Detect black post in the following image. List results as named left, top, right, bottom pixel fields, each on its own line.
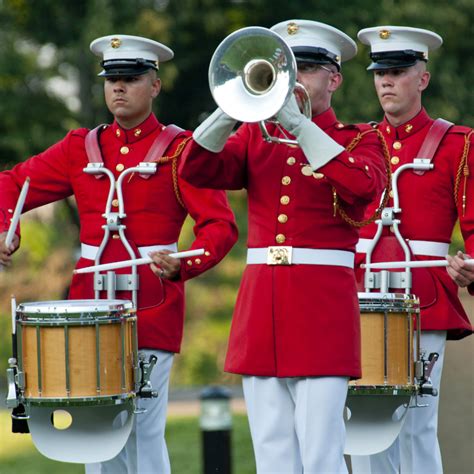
left=200, top=386, right=232, bottom=474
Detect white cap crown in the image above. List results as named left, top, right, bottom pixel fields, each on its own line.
left=90, top=34, right=174, bottom=76
left=271, top=19, right=357, bottom=69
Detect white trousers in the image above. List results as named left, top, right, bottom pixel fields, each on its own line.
left=351, top=331, right=447, bottom=474
left=85, top=349, right=174, bottom=474
left=242, top=375, right=349, bottom=474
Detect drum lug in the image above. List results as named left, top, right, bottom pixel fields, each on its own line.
left=416, top=352, right=439, bottom=397
left=6, top=366, right=19, bottom=408
left=136, top=353, right=158, bottom=399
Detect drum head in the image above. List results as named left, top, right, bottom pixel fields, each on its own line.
left=17, top=299, right=134, bottom=318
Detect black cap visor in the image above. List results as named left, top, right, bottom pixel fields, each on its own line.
left=98, top=58, right=158, bottom=77
left=292, top=46, right=340, bottom=70
left=367, top=50, right=426, bottom=71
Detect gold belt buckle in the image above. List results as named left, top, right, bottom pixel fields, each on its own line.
left=267, top=246, right=293, bottom=265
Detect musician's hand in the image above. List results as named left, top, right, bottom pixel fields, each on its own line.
left=0, top=231, right=20, bottom=267
left=446, top=251, right=474, bottom=287
left=276, top=94, right=305, bottom=132
left=149, top=250, right=181, bottom=280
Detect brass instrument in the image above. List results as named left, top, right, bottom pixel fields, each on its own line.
left=209, top=26, right=311, bottom=146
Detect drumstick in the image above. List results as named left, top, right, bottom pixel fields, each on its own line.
left=11, top=295, right=16, bottom=335
left=362, top=258, right=474, bottom=270
left=73, top=248, right=206, bottom=274
left=5, top=177, right=30, bottom=249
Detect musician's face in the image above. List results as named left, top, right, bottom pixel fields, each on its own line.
left=296, top=63, right=342, bottom=116
left=373, top=62, right=430, bottom=126
left=104, top=70, right=161, bottom=129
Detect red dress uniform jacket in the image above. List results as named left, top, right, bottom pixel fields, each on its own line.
left=180, top=108, right=387, bottom=378
left=356, top=109, right=474, bottom=340
left=0, top=113, right=238, bottom=353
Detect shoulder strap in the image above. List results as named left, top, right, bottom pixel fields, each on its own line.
left=85, top=124, right=107, bottom=179
left=140, top=124, right=185, bottom=178
left=413, top=118, right=453, bottom=175
left=84, top=124, right=185, bottom=179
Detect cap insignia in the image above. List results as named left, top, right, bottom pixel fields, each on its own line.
left=287, top=22, right=299, bottom=35
left=379, top=29, right=391, bottom=40
left=110, top=37, right=122, bottom=49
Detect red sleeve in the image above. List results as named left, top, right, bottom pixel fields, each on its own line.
left=455, top=130, right=474, bottom=294
left=176, top=165, right=238, bottom=282
left=179, top=124, right=251, bottom=190
left=0, top=130, right=82, bottom=233
left=321, top=127, right=388, bottom=205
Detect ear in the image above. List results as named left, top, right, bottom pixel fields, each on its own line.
left=419, top=70, right=430, bottom=92
left=151, top=78, right=161, bottom=98
left=329, top=71, right=343, bottom=93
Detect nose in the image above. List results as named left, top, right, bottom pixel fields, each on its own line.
left=113, top=80, right=126, bottom=92
left=381, top=73, right=394, bottom=87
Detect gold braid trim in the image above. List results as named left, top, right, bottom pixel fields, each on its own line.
left=454, top=130, right=473, bottom=217
left=332, top=128, right=392, bottom=227
left=127, top=136, right=192, bottom=210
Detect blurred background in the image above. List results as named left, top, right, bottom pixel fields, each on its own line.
left=0, top=0, right=472, bottom=472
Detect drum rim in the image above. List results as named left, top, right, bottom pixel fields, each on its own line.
left=17, top=299, right=134, bottom=315
left=358, top=292, right=418, bottom=301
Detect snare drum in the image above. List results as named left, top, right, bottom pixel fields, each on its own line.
left=349, top=292, right=420, bottom=395
left=16, top=299, right=137, bottom=406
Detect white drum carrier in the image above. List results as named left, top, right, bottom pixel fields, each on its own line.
left=345, top=159, right=439, bottom=456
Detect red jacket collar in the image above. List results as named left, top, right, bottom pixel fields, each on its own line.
left=380, top=108, right=432, bottom=140
left=313, top=107, right=340, bottom=131
left=111, top=113, right=162, bottom=144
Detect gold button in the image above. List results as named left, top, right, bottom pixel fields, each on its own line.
left=112, top=198, right=119, bottom=207
left=275, top=234, right=286, bottom=244
left=393, top=141, right=402, bottom=150
left=116, top=163, right=125, bottom=172
left=301, top=165, right=313, bottom=176
left=204, top=251, right=211, bottom=256
left=391, top=156, right=400, bottom=165
left=195, top=258, right=201, bottom=264
left=386, top=126, right=391, bottom=134
left=389, top=190, right=394, bottom=198
left=112, top=234, right=120, bottom=239
left=116, top=129, right=121, bottom=137
left=134, top=128, right=142, bottom=137
left=405, top=124, right=413, bottom=133
left=120, top=146, right=130, bottom=155
left=313, top=172, right=324, bottom=179
left=348, top=157, right=355, bottom=163
left=287, top=157, right=296, bottom=165
left=282, top=176, right=291, bottom=185
left=187, top=260, right=193, bottom=266
left=7, top=208, right=13, bottom=213
left=280, top=195, right=290, bottom=205
left=364, top=165, right=369, bottom=171
left=389, top=226, right=394, bottom=233
left=277, top=214, right=288, bottom=224
left=336, top=123, right=344, bottom=128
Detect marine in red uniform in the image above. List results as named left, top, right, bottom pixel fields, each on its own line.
left=351, top=26, right=474, bottom=474
left=0, top=35, right=237, bottom=473
left=180, top=20, right=387, bottom=474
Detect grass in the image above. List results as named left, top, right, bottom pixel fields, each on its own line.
left=0, top=411, right=256, bottom=474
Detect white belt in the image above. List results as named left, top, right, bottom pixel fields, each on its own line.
left=81, top=242, right=178, bottom=260
left=246, top=247, right=354, bottom=268
left=356, top=238, right=449, bottom=257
